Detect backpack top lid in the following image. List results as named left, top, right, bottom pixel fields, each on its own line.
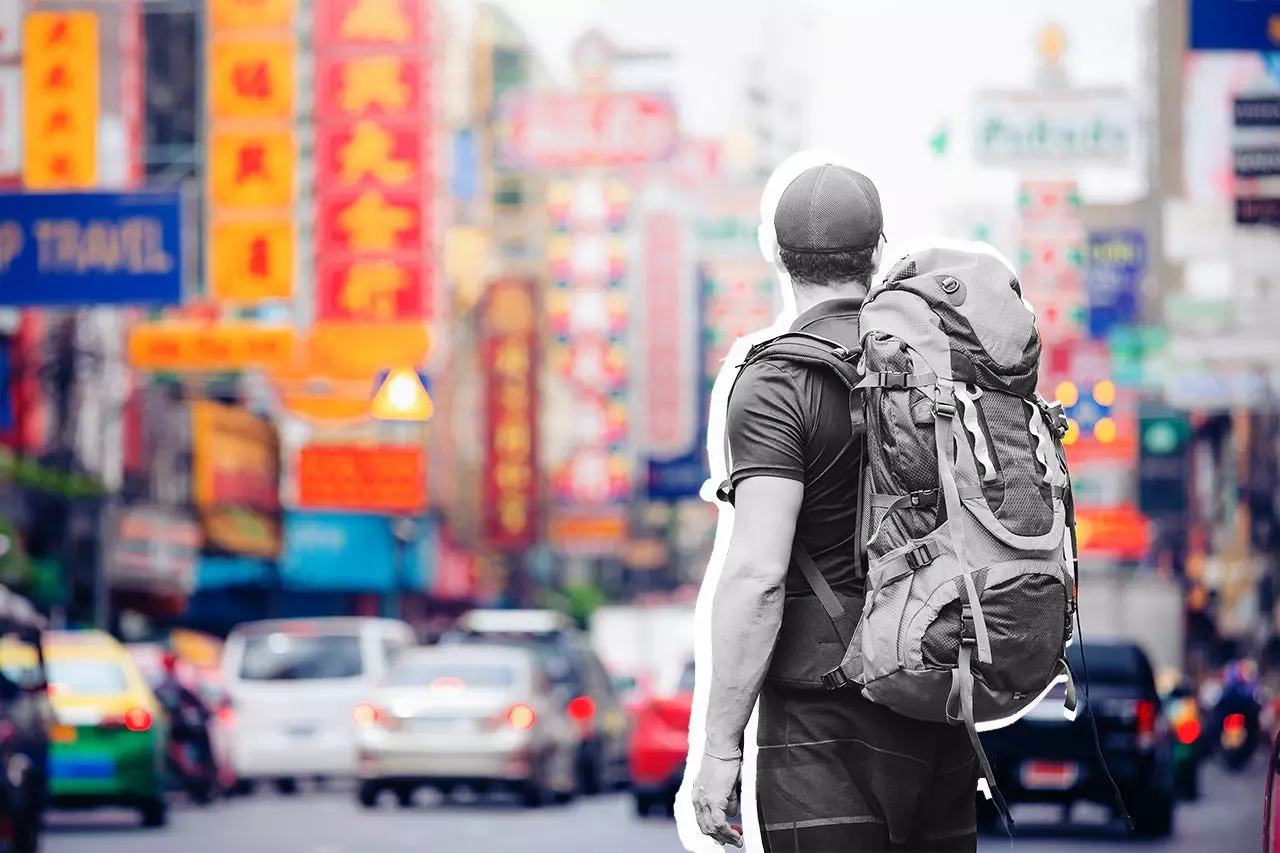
left=868, top=245, right=1041, bottom=393
left=879, top=244, right=1022, bottom=300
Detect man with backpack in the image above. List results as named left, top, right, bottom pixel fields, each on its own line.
left=691, top=154, right=1083, bottom=852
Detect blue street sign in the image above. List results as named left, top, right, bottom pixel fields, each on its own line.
left=0, top=190, right=186, bottom=306
left=1085, top=230, right=1145, bottom=341
left=1189, top=0, right=1280, bottom=51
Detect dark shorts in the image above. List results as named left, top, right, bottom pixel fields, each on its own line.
left=755, top=681, right=980, bottom=853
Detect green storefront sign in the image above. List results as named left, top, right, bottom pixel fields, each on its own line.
left=972, top=90, right=1133, bottom=168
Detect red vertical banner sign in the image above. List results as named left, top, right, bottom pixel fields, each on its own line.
left=313, top=0, right=435, bottom=324
left=641, top=209, right=696, bottom=458
left=480, top=279, right=539, bottom=550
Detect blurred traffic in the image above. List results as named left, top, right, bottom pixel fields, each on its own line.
left=0, top=0, right=1276, bottom=850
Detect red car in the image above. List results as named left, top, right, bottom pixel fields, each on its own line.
left=630, top=659, right=694, bottom=817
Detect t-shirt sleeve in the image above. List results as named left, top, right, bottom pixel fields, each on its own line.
left=726, top=362, right=808, bottom=486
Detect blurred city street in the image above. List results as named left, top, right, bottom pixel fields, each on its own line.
left=1, top=0, right=1280, bottom=850
left=45, top=762, right=1267, bottom=853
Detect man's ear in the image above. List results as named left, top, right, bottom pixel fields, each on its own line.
left=757, top=222, right=777, bottom=265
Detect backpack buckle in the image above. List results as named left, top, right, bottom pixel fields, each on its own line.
left=905, top=541, right=940, bottom=570
left=883, top=373, right=908, bottom=389
left=821, top=668, right=849, bottom=690
left=909, top=489, right=938, bottom=508
left=1046, top=401, right=1069, bottom=437
left=960, top=604, right=977, bottom=648
left=935, top=399, right=956, bottom=418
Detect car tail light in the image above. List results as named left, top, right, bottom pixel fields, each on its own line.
left=567, top=696, right=595, bottom=723
left=353, top=703, right=381, bottom=728
left=123, top=708, right=152, bottom=732
left=1135, top=699, right=1157, bottom=749
left=1225, top=713, right=1247, bottom=733
left=507, top=704, right=536, bottom=731
left=1175, top=718, right=1201, bottom=745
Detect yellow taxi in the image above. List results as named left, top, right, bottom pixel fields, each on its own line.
left=33, top=631, right=169, bottom=826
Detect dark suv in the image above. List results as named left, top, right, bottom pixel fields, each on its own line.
left=978, top=640, right=1176, bottom=838
left=440, top=616, right=630, bottom=795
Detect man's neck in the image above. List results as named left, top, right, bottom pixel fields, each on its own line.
left=792, top=282, right=868, bottom=316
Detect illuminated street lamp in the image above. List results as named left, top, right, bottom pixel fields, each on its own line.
left=371, top=368, right=433, bottom=422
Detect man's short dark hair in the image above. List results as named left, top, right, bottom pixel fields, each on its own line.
left=778, top=246, right=878, bottom=289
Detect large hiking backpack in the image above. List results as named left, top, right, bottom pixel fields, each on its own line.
left=718, top=247, right=1095, bottom=831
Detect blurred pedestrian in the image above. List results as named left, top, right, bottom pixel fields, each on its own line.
left=690, top=152, right=979, bottom=852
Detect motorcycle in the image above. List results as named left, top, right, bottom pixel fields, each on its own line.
left=1216, top=702, right=1261, bottom=772
left=166, top=703, right=219, bottom=805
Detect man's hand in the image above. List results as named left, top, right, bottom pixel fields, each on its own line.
left=692, top=752, right=743, bottom=847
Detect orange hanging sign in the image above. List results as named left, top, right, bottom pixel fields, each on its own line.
left=22, top=12, right=99, bottom=189
left=1073, top=504, right=1151, bottom=561
left=209, top=0, right=296, bottom=31
left=127, top=322, right=296, bottom=371
left=296, top=445, right=427, bottom=513
left=209, top=39, right=296, bottom=121
left=209, top=129, right=295, bottom=209
left=208, top=220, right=294, bottom=303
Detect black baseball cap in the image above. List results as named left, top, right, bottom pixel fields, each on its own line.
left=773, top=164, right=884, bottom=254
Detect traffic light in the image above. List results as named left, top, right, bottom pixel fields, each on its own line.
left=1137, top=399, right=1190, bottom=518
left=1055, top=379, right=1117, bottom=445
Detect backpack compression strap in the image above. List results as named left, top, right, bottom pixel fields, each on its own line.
left=715, top=332, right=863, bottom=646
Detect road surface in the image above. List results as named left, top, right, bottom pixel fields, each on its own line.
left=47, top=761, right=1265, bottom=853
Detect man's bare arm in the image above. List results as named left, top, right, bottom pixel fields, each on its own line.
left=704, top=476, right=804, bottom=758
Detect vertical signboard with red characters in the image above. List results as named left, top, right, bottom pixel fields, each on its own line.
left=206, top=0, right=299, bottom=306
left=313, top=0, right=434, bottom=324
left=480, top=279, right=540, bottom=551
left=546, top=176, right=632, bottom=506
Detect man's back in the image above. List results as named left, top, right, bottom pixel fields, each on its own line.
left=727, top=297, right=864, bottom=596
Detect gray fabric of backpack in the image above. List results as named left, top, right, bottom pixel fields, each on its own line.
left=717, top=247, right=1086, bottom=832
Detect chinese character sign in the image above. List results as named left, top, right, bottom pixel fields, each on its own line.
left=23, top=11, right=99, bottom=189
left=205, top=0, right=299, bottom=305
left=314, top=0, right=434, bottom=324
left=546, top=176, right=632, bottom=505
left=701, top=257, right=778, bottom=395
left=481, top=279, right=540, bottom=550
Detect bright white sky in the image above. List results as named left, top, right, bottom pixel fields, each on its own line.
left=476, top=0, right=1153, bottom=243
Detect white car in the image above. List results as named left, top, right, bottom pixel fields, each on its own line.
left=221, top=617, right=416, bottom=794
left=354, top=644, right=579, bottom=808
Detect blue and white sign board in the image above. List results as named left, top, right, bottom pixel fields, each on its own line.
left=1190, top=0, right=1280, bottom=51
left=0, top=190, right=186, bottom=306
left=1085, top=230, right=1145, bottom=341
left=281, top=511, right=437, bottom=593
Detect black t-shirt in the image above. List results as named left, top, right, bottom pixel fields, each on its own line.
left=726, top=296, right=865, bottom=598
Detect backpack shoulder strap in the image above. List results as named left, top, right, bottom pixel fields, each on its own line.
left=714, top=333, right=864, bottom=646
left=715, top=331, right=863, bottom=503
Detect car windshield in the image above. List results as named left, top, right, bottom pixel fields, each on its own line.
left=445, top=635, right=582, bottom=691
left=48, top=659, right=129, bottom=695
left=389, top=659, right=518, bottom=689
left=1067, top=643, right=1151, bottom=687
left=677, top=662, right=696, bottom=694
left=238, top=633, right=364, bottom=681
